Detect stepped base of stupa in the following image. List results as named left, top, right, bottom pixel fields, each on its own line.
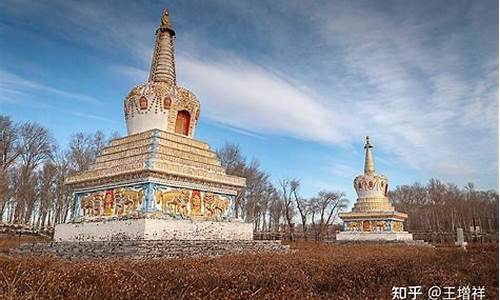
left=336, top=231, right=413, bottom=241
left=54, top=217, right=253, bottom=242
left=61, top=128, right=251, bottom=242
left=13, top=239, right=289, bottom=260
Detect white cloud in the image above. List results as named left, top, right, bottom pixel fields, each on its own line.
left=177, top=54, right=348, bottom=144
left=0, top=71, right=101, bottom=104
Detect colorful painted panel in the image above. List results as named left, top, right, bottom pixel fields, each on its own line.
left=371, top=221, right=390, bottom=232
left=154, top=189, right=190, bottom=217
left=344, top=220, right=400, bottom=233
left=154, top=187, right=231, bottom=219
left=80, top=187, right=144, bottom=218
left=392, top=221, right=403, bottom=232
left=362, top=220, right=371, bottom=232
left=346, top=221, right=362, bottom=232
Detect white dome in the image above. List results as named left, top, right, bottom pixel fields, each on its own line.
left=124, top=82, right=200, bottom=137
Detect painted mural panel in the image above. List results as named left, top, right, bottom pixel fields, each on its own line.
left=154, top=187, right=231, bottom=219
left=392, top=221, right=403, bottom=232
left=346, top=221, right=362, bottom=232
left=80, top=186, right=144, bottom=218
left=154, top=189, right=190, bottom=217
left=345, top=220, right=404, bottom=233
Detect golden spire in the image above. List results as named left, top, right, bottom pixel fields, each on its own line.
left=158, top=8, right=175, bottom=35
left=149, top=8, right=176, bottom=85
left=364, top=136, right=375, bottom=175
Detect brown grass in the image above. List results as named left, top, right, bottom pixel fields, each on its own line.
left=0, top=238, right=497, bottom=299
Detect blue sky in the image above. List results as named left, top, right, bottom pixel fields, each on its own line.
left=0, top=0, right=498, bottom=205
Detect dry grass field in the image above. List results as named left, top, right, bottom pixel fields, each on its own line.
left=0, top=236, right=497, bottom=299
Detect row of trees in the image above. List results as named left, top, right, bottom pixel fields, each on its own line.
left=216, top=143, right=349, bottom=240
left=390, top=180, right=498, bottom=233
left=0, top=115, right=118, bottom=228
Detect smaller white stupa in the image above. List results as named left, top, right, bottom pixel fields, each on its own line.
left=336, top=136, right=413, bottom=241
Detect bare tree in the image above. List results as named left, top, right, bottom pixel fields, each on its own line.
left=310, top=191, right=348, bottom=240
left=268, top=189, right=284, bottom=232
left=67, top=131, right=106, bottom=173
left=0, top=116, right=21, bottom=219
left=291, top=180, right=310, bottom=240
left=11, top=122, right=53, bottom=223
left=36, top=161, right=57, bottom=227
left=278, top=178, right=298, bottom=240
left=216, top=143, right=247, bottom=218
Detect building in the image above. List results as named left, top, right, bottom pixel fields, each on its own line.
left=54, top=9, right=253, bottom=242
left=336, top=136, right=413, bottom=241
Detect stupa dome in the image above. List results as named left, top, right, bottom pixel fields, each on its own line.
left=354, top=173, right=388, bottom=199
left=124, top=82, right=200, bottom=137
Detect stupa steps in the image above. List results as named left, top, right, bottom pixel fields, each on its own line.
left=14, top=240, right=290, bottom=259
left=353, top=206, right=395, bottom=212
left=353, top=199, right=394, bottom=211
left=97, top=143, right=221, bottom=167
left=103, top=138, right=216, bottom=159
left=92, top=153, right=225, bottom=174
left=110, top=130, right=210, bottom=151
left=67, top=160, right=245, bottom=187
left=90, top=155, right=227, bottom=176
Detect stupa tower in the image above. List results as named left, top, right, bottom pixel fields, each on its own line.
left=56, top=8, right=251, bottom=242
left=336, top=136, right=413, bottom=241
left=125, top=9, right=200, bottom=137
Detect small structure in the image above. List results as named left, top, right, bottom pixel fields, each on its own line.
left=336, top=137, right=413, bottom=241
left=15, top=9, right=287, bottom=258
left=455, top=228, right=468, bottom=249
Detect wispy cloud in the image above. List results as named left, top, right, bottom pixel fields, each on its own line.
left=0, top=70, right=101, bottom=104
left=111, top=65, right=149, bottom=83
left=177, top=54, right=348, bottom=144
left=64, top=110, right=117, bottom=123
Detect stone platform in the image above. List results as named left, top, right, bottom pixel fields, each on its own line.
left=54, top=218, right=253, bottom=242
left=336, top=231, right=413, bottom=241
left=332, top=240, right=431, bottom=247
left=13, top=240, right=289, bottom=260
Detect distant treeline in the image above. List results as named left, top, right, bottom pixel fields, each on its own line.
left=390, top=180, right=498, bottom=233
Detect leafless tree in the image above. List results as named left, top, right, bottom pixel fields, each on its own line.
left=67, top=131, right=106, bottom=173
left=291, top=180, right=310, bottom=240
left=278, top=178, right=299, bottom=240
left=216, top=143, right=247, bottom=218
left=310, top=191, right=348, bottom=240
left=0, top=116, right=21, bottom=219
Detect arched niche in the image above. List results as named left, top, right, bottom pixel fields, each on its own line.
left=175, top=110, right=190, bottom=136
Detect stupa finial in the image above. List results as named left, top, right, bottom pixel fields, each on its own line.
left=364, top=136, right=375, bottom=175
left=148, top=8, right=176, bottom=84
left=159, top=8, right=174, bottom=34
